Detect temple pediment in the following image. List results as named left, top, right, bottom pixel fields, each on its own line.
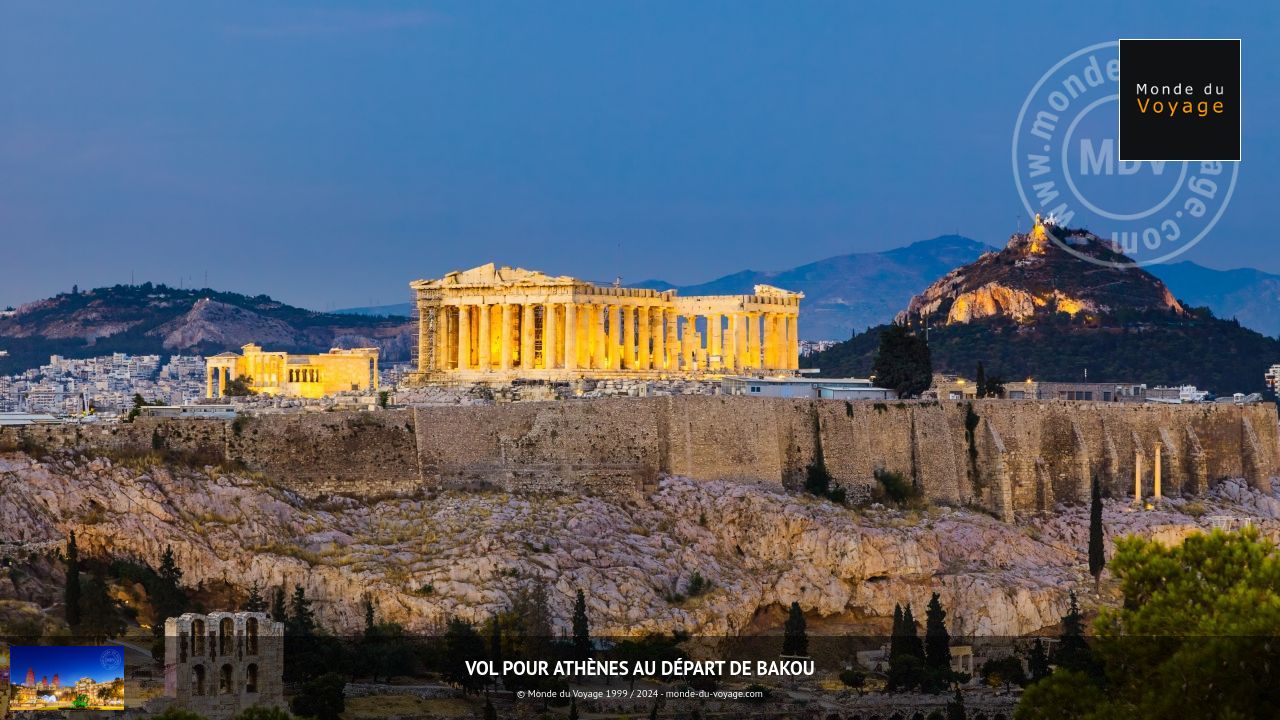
left=418, top=263, right=579, bottom=289
left=754, top=284, right=805, bottom=299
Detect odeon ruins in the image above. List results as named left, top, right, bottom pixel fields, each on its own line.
left=407, top=263, right=803, bottom=383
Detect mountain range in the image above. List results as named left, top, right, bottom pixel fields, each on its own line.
left=338, top=238, right=1280, bottom=341
left=0, top=284, right=413, bottom=375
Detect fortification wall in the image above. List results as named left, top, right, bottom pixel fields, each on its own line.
left=3, top=398, right=1276, bottom=519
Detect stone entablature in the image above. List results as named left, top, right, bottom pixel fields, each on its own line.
left=408, top=263, right=803, bottom=382
left=163, top=611, right=284, bottom=719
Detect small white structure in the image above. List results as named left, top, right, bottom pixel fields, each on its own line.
left=140, top=404, right=236, bottom=420
left=721, top=376, right=896, bottom=400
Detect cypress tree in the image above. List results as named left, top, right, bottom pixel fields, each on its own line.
left=289, top=585, right=316, bottom=636
left=889, top=603, right=904, bottom=659
left=902, top=603, right=924, bottom=660
left=271, top=586, right=287, bottom=621
left=1027, top=639, right=1051, bottom=683
left=65, top=531, right=81, bottom=629
left=572, top=589, right=592, bottom=661
left=363, top=595, right=376, bottom=635
left=1088, top=477, right=1105, bottom=591
left=923, top=593, right=952, bottom=692
left=243, top=581, right=267, bottom=613
left=975, top=362, right=987, bottom=398
left=489, top=615, right=504, bottom=688
left=782, top=601, right=808, bottom=657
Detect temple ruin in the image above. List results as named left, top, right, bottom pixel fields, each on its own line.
left=162, top=611, right=284, bottom=719
left=407, top=263, right=803, bottom=383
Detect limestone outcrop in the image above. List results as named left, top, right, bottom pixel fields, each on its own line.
left=3, top=452, right=1277, bottom=640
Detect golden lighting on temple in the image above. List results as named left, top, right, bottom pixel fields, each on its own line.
left=407, top=263, right=803, bottom=384
left=206, top=343, right=379, bottom=399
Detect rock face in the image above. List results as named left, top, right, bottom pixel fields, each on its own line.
left=3, top=451, right=1277, bottom=640
left=897, top=222, right=1183, bottom=326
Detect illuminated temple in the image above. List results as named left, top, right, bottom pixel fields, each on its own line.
left=205, top=343, right=379, bottom=399
left=407, top=263, right=803, bottom=383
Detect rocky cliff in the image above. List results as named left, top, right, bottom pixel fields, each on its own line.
left=3, top=451, right=1278, bottom=640
left=897, top=221, right=1183, bottom=326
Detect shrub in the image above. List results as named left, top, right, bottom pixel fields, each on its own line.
left=874, top=468, right=917, bottom=504
left=839, top=669, right=866, bottom=688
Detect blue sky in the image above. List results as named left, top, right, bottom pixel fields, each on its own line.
left=11, top=645, right=124, bottom=686
left=2, top=1, right=1277, bottom=310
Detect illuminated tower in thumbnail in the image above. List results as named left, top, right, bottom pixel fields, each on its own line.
left=25, top=667, right=33, bottom=686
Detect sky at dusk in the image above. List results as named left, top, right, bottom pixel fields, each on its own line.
left=2, top=1, right=1278, bottom=310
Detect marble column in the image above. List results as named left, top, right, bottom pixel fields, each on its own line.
left=622, top=306, right=636, bottom=369
left=762, top=313, right=777, bottom=369
left=666, top=310, right=680, bottom=370
left=521, top=304, right=536, bottom=369
left=786, top=313, right=799, bottom=369
left=206, top=367, right=214, bottom=398
left=499, top=304, right=514, bottom=370
left=746, top=312, right=760, bottom=369
left=564, top=303, right=578, bottom=370
left=436, top=308, right=451, bottom=371
left=457, top=304, right=472, bottom=370
left=417, top=301, right=431, bottom=372
left=732, top=312, right=742, bottom=368
left=543, top=304, right=558, bottom=369
left=477, top=304, right=492, bottom=370
left=607, top=304, right=622, bottom=370
left=592, top=304, right=608, bottom=369
left=637, top=306, right=650, bottom=370
left=652, top=308, right=665, bottom=370
left=708, top=314, right=722, bottom=370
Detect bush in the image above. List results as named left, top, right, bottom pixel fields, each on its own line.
left=290, top=673, right=345, bottom=720
left=684, top=572, right=711, bottom=598
left=233, top=708, right=293, bottom=720
left=839, top=669, right=866, bottom=688
left=874, top=468, right=919, bottom=505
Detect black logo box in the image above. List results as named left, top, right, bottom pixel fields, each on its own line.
left=1119, top=39, right=1240, bottom=161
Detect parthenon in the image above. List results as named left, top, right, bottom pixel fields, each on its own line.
left=407, top=263, right=802, bottom=383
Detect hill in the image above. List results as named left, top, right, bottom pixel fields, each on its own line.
left=805, top=222, right=1280, bottom=394
left=0, top=283, right=414, bottom=375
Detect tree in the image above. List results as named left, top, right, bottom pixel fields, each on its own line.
left=1018, top=529, right=1280, bottom=720
left=483, top=697, right=497, bottom=720
left=444, top=618, right=487, bottom=695
left=781, top=602, right=808, bottom=657
left=224, top=375, right=256, bottom=396
left=65, top=531, right=81, bottom=629
left=488, top=614, right=505, bottom=688
left=871, top=324, right=933, bottom=398
left=946, top=687, right=965, bottom=720
left=151, top=545, right=189, bottom=632
left=80, top=568, right=125, bottom=640
left=363, top=595, right=376, bottom=635
left=271, top=586, right=287, bottom=621
left=571, top=589, right=592, bottom=661
left=290, top=672, right=345, bottom=720
left=568, top=697, right=579, bottom=720
left=1052, top=592, right=1094, bottom=676
left=1088, top=478, right=1105, bottom=591
left=888, top=602, right=926, bottom=692
left=288, top=585, right=316, bottom=637
left=975, top=361, right=987, bottom=398
left=923, top=593, right=952, bottom=692
left=1026, top=639, right=1051, bottom=683
left=243, top=582, right=267, bottom=613
left=980, top=655, right=1027, bottom=690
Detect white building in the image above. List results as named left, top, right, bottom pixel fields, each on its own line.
left=721, top=376, right=896, bottom=400
left=1267, top=364, right=1280, bottom=392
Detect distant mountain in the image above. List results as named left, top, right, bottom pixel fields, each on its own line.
left=0, top=284, right=414, bottom=375
left=634, top=235, right=996, bottom=340
left=1148, top=262, right=1280, bottom=338
left=806, top=222, right=1280, bottom=394
left=335, top=302, right=415, bottom=318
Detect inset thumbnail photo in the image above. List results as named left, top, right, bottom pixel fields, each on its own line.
left=9, top=645, right=125, bottom=711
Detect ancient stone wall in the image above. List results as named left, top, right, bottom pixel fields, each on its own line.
left=3, top=398, right=1276, bottom=519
